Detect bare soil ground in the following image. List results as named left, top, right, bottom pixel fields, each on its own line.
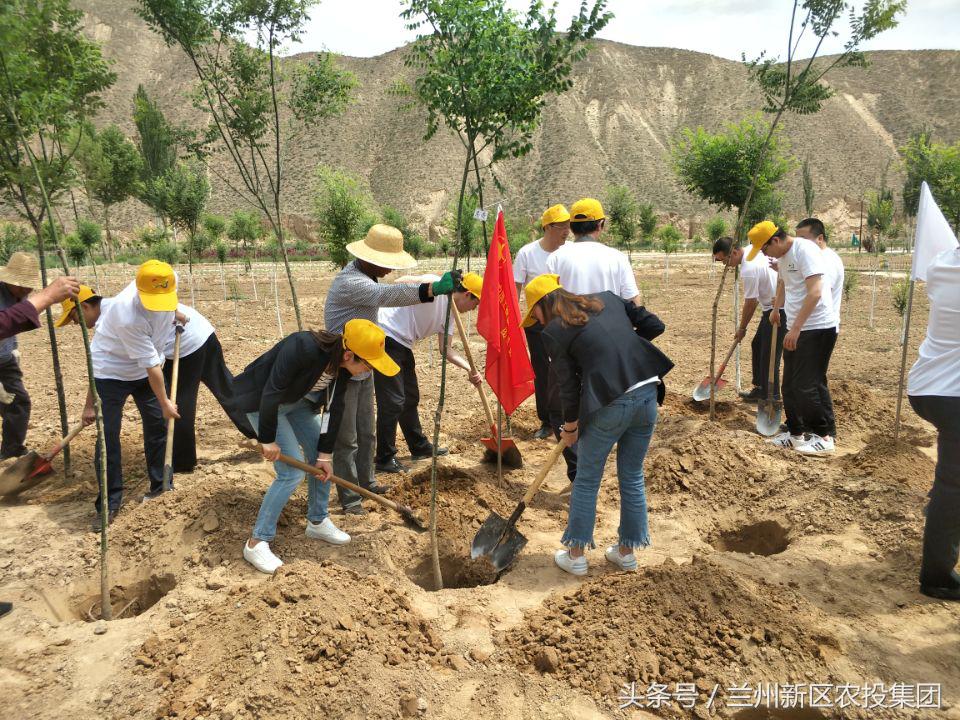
left=1, top=255, right=957, bottom=720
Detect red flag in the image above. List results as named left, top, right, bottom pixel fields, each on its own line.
left=476, top=209, right=534, bottom=415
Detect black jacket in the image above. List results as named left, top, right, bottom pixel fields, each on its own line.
left=232, top=332, right=349, bottom=452
left=541, top=292, right=674, bottom=425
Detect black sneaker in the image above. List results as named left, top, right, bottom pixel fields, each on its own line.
left=366, top=482, right=391, bottom=495
left=920, top=584, right=960, bottom=601
left=738, top=387, right=764, bottom=402
left=341, top=503, right=367, bottom=516
left=375, top=458, right=409, bottom=474
left=533, top=426, right=552, bottom=440
left=141, top=485, right=173, bottom=502
left=0, top=601, right=11, bottom=618
left=410, top=446, right=449, bottom=460
left=90, top=509, right=118, bottom=532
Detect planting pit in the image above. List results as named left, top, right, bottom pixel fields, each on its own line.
left=709, top=520, right=791, bottom=556
left=75, top=573, right=176, bottom=621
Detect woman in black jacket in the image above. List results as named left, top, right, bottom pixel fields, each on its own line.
left=522, top=274, right=673, bottom=576
left=233, top=319, right=399, bottom=574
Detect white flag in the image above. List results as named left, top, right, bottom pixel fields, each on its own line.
left=911, top=181, right=958, bottom=281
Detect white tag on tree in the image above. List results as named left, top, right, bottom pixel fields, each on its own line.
left=473, top=208, right=488, bottom=222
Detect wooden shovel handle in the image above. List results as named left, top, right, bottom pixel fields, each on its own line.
left=766, top=316, right=779, bottom=395
left=451, top=303, right=495, bottom=428
left=42, top=422, right=85, bottom=459
left=522, top=441, right=566, bottom=505
left=163, top=326, right=184, bottom=468
left=715, top=337, right=740, bottom=377
left=239, top=439, right=407, bottom=514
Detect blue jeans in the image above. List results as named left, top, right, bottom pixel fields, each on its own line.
left=562, top=382, right=658, bottom=550
left=247, top=398, right=331, bottom=542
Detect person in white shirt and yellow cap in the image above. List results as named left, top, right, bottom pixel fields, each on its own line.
left=374, top=272, right=484, bottom=474
left=514, top=204, right=571, bottom=440
left=232, top=319, right=401, bottom=574
left=81, top=260, right=182, bottom=529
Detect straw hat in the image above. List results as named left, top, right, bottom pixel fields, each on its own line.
left=0, top=252, right=40, bottom=289
left=346, top=224, right=417, bottom=271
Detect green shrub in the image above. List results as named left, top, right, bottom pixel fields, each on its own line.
left=843, top=272, right=858, bottom=301
left=151, top=241, right=180, bottom=265
left=705, top=216, right=727, bottom=244
left=892, top=279, right=909, bottom=316
left=137, top=225, right=169, bottom=248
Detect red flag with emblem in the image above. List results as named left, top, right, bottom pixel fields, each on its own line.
left=475, top=209, right=534, bottom=415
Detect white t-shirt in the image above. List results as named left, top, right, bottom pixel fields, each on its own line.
left=778, top=238, right=835, bottom=331
left=378, top=289, right=453, bottom=350
left=909, top=248, right=960, bottom=397
left=164, top=303, right=215, bottom=359
left=91, top=281, right=174, bottom=381
left=513, top=239, right=567, bottom=288
left=546, top=239, right=639, bottom=299
left=820, top=246, right=845, bottom=330
left=740, top=251, right=778, bottom=311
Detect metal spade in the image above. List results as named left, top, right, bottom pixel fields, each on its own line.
left=756, top=322, right=782, bottom=436
left=471, top=441, right=566, bottom=572
left=692, top=339, right=740, bottom=402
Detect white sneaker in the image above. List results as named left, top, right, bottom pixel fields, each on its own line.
left=769, top=432, right=806, bottom=449
left=604, top=545, right=638, bottom=571
left=305, top=517, right=351, bottom=545
left=243, top=541, right=283, bottom=574
left=554, top=548, right=588, bottom=576
left=795, top=434, right=835, bottom=454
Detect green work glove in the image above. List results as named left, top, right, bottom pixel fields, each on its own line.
left=431, top=270, right=462, bottom=296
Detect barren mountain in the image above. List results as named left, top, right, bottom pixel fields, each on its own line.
left=72, top=0, right=960, bottom=232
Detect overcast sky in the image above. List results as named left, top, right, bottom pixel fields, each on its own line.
left=276, top=0, right=959, bottom=60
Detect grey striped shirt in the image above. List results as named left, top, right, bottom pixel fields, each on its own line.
left=323, top=261, right=426, bottom=333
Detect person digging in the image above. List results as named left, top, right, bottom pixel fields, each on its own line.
left=711, top=236, right=784, bottom=403
left=374, top=272, right=484, bottom=473
left=81, top=261, right=182, bottom=530
left=323, top=224, right=461, bottom=514
left=233, top=319, right=400, bottom=574
left=0, top=265, right=80, bottom=623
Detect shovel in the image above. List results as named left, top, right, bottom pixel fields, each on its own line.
left=471, top=441, right=566, bottom=571
left=692, top=339, right=740, bottom=402
left=239, top=439, right=427, bottom=530
left=756, top=321, right=782, bottom=436
left=450, top=303, right=522, bottom=469
left=0, top=422, right=85, bottom=497
left=161, top=324, right=185, bottom=492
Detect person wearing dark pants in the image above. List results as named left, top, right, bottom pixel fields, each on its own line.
left=546, top=361, right=577, bottom=483
left=711, top=236, right=779, bottom=401
left=162, top=304, right=255, bottom=473
left=752, top=221, right=837, bottom=454
left=82, top=262, right=182, bottom=529
left=93, top=377, right=166, bottom=513
left=908, top=245, right=960, bottom=601
left=375, top=274, right=482, bottom=473
left=754, top=308, right=787, bottom=398
left=523, top=326, right=552, bottom=436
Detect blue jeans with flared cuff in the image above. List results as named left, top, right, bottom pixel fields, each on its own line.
left=247, top=398, right=331, bottom=543
left=561, top=382, right=658, bottom=551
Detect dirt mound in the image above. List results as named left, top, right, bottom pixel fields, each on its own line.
left=830, top=380, right=933, bottom=446
left=841, top=433, right=935, bottom=491
left=645, top=415, right=782, bottom=500
left=502, top=557, right=839, bottom=716
left=129, top=563, right=439, bottom=719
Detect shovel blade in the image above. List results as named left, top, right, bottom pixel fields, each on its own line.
left=756, top=400, right=782, bottom=437
left=471, top=511, right=509, bottom=560
left=487, top=526, right=528, bottom=572
left=692, top=377, right=728, bottom=402
left=0, top=452, right=43, bottom=496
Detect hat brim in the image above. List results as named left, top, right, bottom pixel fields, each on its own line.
left=346, top=240, right=418, bottom=271
left=54, top=303, right=75, bottom=328
left=364, top=350, right=400, bottom=377
left=139, top=291, right=178, bottom=312
left=745, top=244, right=763, bottom=261
left=521, top=303, right=539, bottom=328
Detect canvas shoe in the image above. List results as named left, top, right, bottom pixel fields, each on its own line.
left=604, top=545, right=638, bottom=571
left=554, top=549, right=588, bottom=576
left=243, top=541, right=283, bottom=574
left=767, top=432, right=806, bottom=449
left=305, top=517, right=351, bottom=545
left=795, top=434, right=835, bottom=454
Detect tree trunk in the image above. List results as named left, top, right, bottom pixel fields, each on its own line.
left=103, top=204, right=114, bottom=262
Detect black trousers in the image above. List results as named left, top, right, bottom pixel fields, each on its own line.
left=547, top=361, right=578, bottom=483
left=163, top=333, right=255, bottom=472
left=781, top=327, right=837, bottom=438
left=94, top=377, right=166, bottom=512
left=909, top=395, right=960, bottom=589
left=751, top=309, right=786, bottom=396
left=0, top=356, right=29, bottom=458
left=525, top=326, right=551, bottom=427
left=374, top=338, right=432, bottom=463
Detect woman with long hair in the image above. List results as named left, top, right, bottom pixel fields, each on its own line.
left=521, top=274, right=673, bottom=576
left=232, top=319, right=400, bottom=573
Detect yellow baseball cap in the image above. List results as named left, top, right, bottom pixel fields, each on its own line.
left=136, top=260, right=178, bottom=312
left=55, top=285, right=99, bottom=328
left=521, top=273, right=562, bottom=328
left=461, top=272, right=483, bottom=299
left=540, top=204, right=570, bottom=228
left=570, top=198, right=605, bottom=222
left=343, top=319, right=400, bottom=376
left=746, top=221, right=779, bottom=261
